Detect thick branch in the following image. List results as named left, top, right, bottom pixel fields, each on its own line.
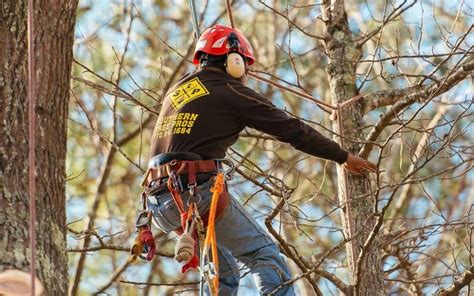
left=360, top=56, right=474, bottom=158
left=120, top=280, right=200, bottom=287
left=362, top=85, right=422, bottom=114
left=436, top=266, right=474, bottom=296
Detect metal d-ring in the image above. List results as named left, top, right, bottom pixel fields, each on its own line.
left=135, top=211, right=152, bottom=228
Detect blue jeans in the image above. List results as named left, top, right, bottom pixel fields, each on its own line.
left=147, top=179, right=295, bottom=295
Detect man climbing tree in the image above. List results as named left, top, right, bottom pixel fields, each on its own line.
left=138, top=24, right=376, bottom=295
left=0, top=0, right=79, bottom=294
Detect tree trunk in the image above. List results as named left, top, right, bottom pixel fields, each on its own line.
left=0, top=1, right=78, bottom=294
left=321, top=1, right=385, bottom=295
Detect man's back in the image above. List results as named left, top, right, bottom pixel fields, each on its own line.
left=151, top=67, right=246, bottom=159
left=151, top=67, right=348, bottom=163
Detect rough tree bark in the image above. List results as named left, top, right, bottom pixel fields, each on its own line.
left=321, top=1, right=385, bottom=295
left=0, top=1, right=78, bottom=294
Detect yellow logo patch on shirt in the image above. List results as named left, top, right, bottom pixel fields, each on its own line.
left=168, top=77, right=209, bottom=110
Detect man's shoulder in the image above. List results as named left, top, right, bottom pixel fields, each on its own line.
left=224, top=79, right=271, bottom=105
left=177, top=72, right=193, bottom=81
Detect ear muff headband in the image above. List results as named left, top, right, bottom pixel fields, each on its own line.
left=225, top=32, right=246, bottom=79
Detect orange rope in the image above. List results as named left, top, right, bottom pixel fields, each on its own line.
left=204, top=172, right=225, bottom=295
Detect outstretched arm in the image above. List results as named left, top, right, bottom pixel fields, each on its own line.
left=228, top=81, right=348, bottom=164
left=227, top=80, right=379, bottom=174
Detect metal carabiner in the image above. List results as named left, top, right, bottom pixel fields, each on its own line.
left=135, top=211, right=151, bottom=228
left=215, top=158, right=235, bottom=177
left=187, top=183, right=202, bottom=206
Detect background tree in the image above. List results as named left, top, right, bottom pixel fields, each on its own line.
left=0, top=0, right=79, bottom=294
left=67, top=0, right=473, bottom=295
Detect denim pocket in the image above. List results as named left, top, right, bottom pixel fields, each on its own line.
left=148, top=179, right=216, bottom=233
left=194, top=180, right=213, bottom=215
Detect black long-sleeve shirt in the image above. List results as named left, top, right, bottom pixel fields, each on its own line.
left=150, top=67, right=348, bottom=164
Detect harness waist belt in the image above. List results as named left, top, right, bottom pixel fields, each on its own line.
left=142, top=159, right=218, bottom=186
left=146, top=174, right=213, bottom=197
left=148, top=152, right=202, bottom=168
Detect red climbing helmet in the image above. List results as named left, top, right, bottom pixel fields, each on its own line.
left=193, top=25, right=255, bottom=66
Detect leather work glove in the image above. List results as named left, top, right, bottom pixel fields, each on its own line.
left=129, top=226, right=156, bottom=262
left=140, top=226, right=156, bottom=261
left=343, top=153, right=377, bottom=175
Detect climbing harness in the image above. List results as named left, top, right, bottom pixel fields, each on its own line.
left=165, top=160, right=201, bottom=272
left=134, top=153, right=233, bottom=296
left=167, top=159, right=231, bottom=276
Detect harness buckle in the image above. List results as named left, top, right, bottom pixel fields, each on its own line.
left=169, top=170, right=184, bottom=192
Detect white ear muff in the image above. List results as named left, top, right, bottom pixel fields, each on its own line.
left=225, top=52, right=246, bottom=79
